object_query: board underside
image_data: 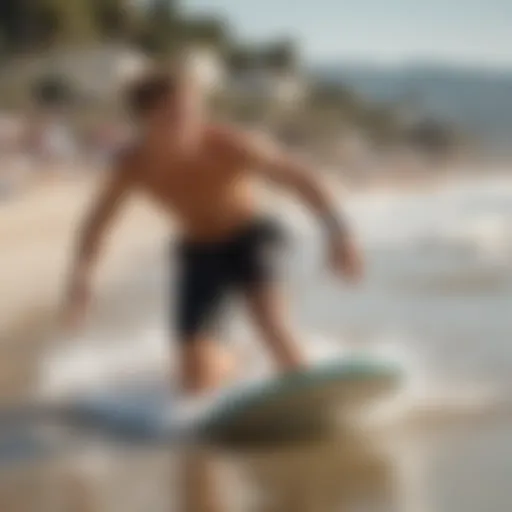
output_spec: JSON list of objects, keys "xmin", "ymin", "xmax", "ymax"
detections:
[{"xmin": 69, "ymin": 358, "xmax": 403, "ymax": 443}]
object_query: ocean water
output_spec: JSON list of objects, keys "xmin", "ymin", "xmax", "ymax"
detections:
[{"xmin": 29, "ymin": 176, "xmax": 512, "ymax": 512}]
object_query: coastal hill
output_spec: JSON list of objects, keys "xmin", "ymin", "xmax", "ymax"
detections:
[{"xmin": 312, "ymin": 62, "xmax": 512, "ymax": 154}]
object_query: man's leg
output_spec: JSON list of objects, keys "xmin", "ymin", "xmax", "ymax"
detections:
[
  {"xmin": 244, "ymin": 283, "xmax": 306, "ymax": 372},
  {"xmin": 176, "ymin": 250, "xmax": 237, "ymax": 395},
  {"xmin": 235, "ymin": 218, "xmax": 306, "ymax": 373},
  {"xmin": 180, "ymin": 335, "xmax": 236, "ymax": 394}
]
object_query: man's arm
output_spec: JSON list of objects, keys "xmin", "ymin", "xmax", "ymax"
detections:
[
  {"xmin": 240, "ymin": 133, "xmax": 348, "ymax": 232},
  {"xmin": 64, "ymin": 159, "xmax": 133, "ymax": 328},
  {"xmin": 234, "ymin": 132, "xmax": 362, "ymax": 280}
]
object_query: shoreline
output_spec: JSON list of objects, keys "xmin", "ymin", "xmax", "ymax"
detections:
[
  {"xmin": 1, "ymin": 166, "xmax": 510, "ymax": 401},
  {"xmin": 2, "ymin": 166, "xmax": 511, "ymax": 346}
]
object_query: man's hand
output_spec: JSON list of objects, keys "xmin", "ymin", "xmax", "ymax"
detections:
[
  {"xmin": 225, "ymin": 129, "xmax": 364, "ymax": 282},
  {"xmin": 328, "ymin": 235, "xmax": 364, "ymax": 283}
]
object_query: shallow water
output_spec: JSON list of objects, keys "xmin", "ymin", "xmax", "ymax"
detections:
[{"xmin": 3, "ymin": 176, "xmax": 512, "ymax": 511}]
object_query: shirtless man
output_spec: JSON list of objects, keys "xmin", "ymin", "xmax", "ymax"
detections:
[{"xmin": 63, "ymin": 69, "xmax": 363, "ymax": 394}]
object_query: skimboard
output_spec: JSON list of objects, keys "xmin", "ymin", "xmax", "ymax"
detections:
[{"xmin": 65, "ymin": 356, "xmax": 402, "ymax": 443}]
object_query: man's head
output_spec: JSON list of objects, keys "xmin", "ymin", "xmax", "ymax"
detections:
[{"xmin": 125, "ymin": 68, "xmax": 203, "ymax": 138}]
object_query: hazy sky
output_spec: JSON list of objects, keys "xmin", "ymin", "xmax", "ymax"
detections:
[{"xmin": 184, "ymin": 0, "xmax": 512, "ymax": 67}]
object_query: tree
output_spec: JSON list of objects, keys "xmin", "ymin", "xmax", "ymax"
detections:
[
  {"xmin": 261, "ymin": 38, "xmax": 298, "ymax": 72},
  {"xmin": 0, "ymin": 0, "xmax": 101, "ymax": 52},
  {"xmin": 0, "ymin": 0, "xmax": 51, "ymax": 52},
  {"xmin": 91, "ymin": 0, "xmax": 137, "ymax": 41},
  {"xmin": 134, "ymin": 0, "xmax": 181, "ymax": 55},
  {"xmin": 181, "ymin": 15, "xmax": 230, "ymax": 51},
  {"xmin": 0, "ymin": 0, "xmax": 230, "ymax": 58},
  {"xmin": 44, "ymin": 0, "xmax": 98, "ymax": 45},
  {"xmin": 226, "ymin": 46, "xmax": 256, "ymax": 74}
]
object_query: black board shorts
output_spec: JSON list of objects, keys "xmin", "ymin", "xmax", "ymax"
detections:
[{"xmin": 174, "ymin": 217, "xmax": 286, "ymax": 341}]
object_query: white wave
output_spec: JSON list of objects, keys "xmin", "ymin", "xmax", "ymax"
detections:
[{"xmin": 39, "ymin": 327, "xmax": 172, "ymax": 400}]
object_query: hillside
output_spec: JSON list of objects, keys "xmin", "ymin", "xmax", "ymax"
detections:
[{"xmin": 312, "ymin": 62, "xmax": 512, "ymax": 153}]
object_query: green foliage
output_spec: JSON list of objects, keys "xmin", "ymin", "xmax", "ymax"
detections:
[
  {"xmin": 90, "ymin": 0, "xmax": 136, "ymax": 41},
  {"xmin": 260, "ymin": 38, "xmax": 298, "ymax": 72},
  {"xmin": 0, "ymin": 0, "xmax": 227, "ymax": 58},
  {"xmin": 0, "ymin": 0, "xmax": 110, "ymax": 52},
  {"xmin": 0, "ymin": 0, "xmax": 179, "ymax": 53},
  {"xmin": 182, "ymin": 15, "xmax": 231, "ymax": 50},
  {"xmin": 226, "ymin": 38, "xmax": 298, "ymax": 75},
  {"xmin": 134, "ymin": 0, "xmax": 179, "ymax": 55},
  {"xmin": 226, "ymin": 47, "xmax": 255, "ymax": 73},
  {"xmin": 45, "ymin": 0, "xmax": 98, "ymax": 44},
  {"xmin": 0, "ymin": 0, "xmax": 52, "ymax": 51}
]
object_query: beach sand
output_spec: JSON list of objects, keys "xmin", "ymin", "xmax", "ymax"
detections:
[{"xmin": 0, "ymin": 176, "xmax": 169, "ymax": 400}]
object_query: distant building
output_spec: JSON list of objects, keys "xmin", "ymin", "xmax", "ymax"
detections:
[
  {"xmin": 229, "ymin": 67, "xmax": 308, "ymax": 106},
  {"xmin": 180, "ymin": 44, "xmax": 308, "ymax": 107}
]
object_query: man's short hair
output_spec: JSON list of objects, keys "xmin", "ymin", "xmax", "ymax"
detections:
[{"xmin": 125, "ymin": 70, "xmax": 177, "ymax": 117}]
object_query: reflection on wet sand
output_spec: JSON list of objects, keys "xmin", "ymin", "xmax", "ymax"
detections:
[
  {"xmin": 234, "ymin": 432, "xmax": 394, "ymax": 512},
  {"xmin": 0, "ymin": 428, "xmax": 398, "ymax": 512}
]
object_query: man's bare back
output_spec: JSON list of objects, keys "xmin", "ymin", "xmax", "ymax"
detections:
[{"xmin": 64, "ymin": 69, "xmax": 363, "ymax": 395}]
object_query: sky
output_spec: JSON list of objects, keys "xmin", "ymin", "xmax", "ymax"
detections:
[{"xmin": 183, "ymin": 0, "xmax": 512, "ymax": 67}]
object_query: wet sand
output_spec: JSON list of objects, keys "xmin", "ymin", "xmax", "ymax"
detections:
[{"xmin": 2, "ymin": 415, "xmax": 512, "ymax": 512}]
